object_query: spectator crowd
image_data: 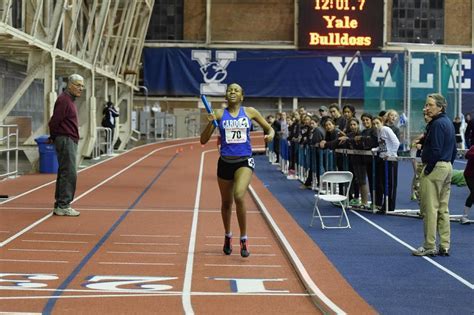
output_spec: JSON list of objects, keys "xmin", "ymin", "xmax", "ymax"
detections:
[{"xmin": 264, "ymin": 98, "xmax": 472, "ymax": 241}]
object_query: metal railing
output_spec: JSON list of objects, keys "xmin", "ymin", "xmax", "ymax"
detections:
[
  {"xmin": 185, "ymin": 114, "xmax": 199, "ymax": 137},
  {"xmin": 93, "ymin": 127, "xmax": 112, "ymax": 159},
  {"xmin": 145, "ymin": 117, "xmax": 158, "ymax": 140},
  {"xmin": 146, "ymin": 116, "xmax": 175, "ymax": 140},
  {"xmin": 129, "ymin": 129, "xmax": 141, "ymax": 142},
  {"xmin": 0, "ymin": 124, "xmax": 19, "ymax": 179}
]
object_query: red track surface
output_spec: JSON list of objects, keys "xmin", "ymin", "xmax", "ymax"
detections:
[{"xmin": 0, "ymin": 137, "xmax": 375, "ymax": 314}]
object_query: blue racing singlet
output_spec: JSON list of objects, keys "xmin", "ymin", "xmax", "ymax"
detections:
[{"xmin": 219, "ymin": 107, "xmax": 252, "ymax": 157}]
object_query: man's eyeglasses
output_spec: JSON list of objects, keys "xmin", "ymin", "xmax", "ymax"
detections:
[{"xmin": 71, "ymin": 82, "xmax": 85, "ymax": 89}]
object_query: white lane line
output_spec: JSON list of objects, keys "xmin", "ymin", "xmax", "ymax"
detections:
[
  {"xmin": 0, "ymin": 259, "xmax": 68, "ymax": 264},
  {"xmin": 351, "ymin": 210, "xmax": 474, "ymax": 290},
  {"xmin": 0, "ymin": 141, "xmax": 197, "ymax": 247},
  {"xmin": 0, "ymin": 207, "xmax": 51, "ymax": 210},
  {"xmin": 106, "ymin": 251, "xmax": 177, "ymax": 255},
  {"xmin": 0, "ymin": 213, "xmax": 53, "ymax": 248},
  {"xmin": 70, "ymin": 143, "xmax": 191, "ymax": 206},
  {"xmin": 0, "ymin": 291, "xmax": 313, "ymax": 301},
  {"xmin": 0, "ymin": 207, "xmax": 260, "ymax": 214},
  {"xmin": 205, "ymin": 264, "xmax": 281, "ymax": 268},
  {"xmin": 78, "ymin": 209, "xmax": 194, "ymax": 213},
  {"xmin": 120, "ymin": 234, "xmax": 181, "ymax": 238},
  {"xmin": 249, "ymin": 185, "xmax": 346, "ymax": 314},
  {"xmin": 204, "ymin": 253, "xmax": 276, "ymax": 257},
  {"xmin": 0, "ymin": 206, "xmax": 189, "ymax": 213},
  {"xmin": 113, "ymin": 242, "xmax": 180, "ymax": 246},
  {"xmin": 34, "ymin": 232, "xmax": 95, "ymax": 236},
  {"xmin": 182, "ymin": 149, "xmax": 213, "ymax": 314},
  {"xmin": 98, "ymin": 262, "xmax": 175, "ymax": 266},
  {"xmin": 21, "ymin": 240, "xmax": 88, "ymax": 244},
  {"xmin": 8, "ymin": 249, "xmax": 79, "ymax": 253},
  {"xmin": 0, "ymin": 139, "xmax": 195, "ymax": 207},
  {"xmin": 0, "ymin": 312, "xmax": 42, "ymax": 314}
]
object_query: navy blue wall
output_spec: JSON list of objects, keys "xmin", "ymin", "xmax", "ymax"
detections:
[{"xmin": 143, "ymin": 48, "xmax": 474, "ymax": 113}]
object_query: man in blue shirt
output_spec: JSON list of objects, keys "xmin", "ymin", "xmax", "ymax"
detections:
[{"xmin": 413, "ymin": 93, "xmax": 457, "ymax": 256}]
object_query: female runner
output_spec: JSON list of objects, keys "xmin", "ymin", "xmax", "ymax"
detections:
[{"xmin": 200, "ymin": 83, "xmax": 274, "ymax": 257}]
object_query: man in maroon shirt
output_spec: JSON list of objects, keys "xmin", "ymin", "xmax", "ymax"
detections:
[{"xmin": 48, "ymin": 74, "xmax": 84, "ymax": 216}]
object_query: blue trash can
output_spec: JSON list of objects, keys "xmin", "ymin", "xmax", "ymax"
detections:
[{"xmin": 35, "ymin": 135, "xmax": 59, "ymax": 174}]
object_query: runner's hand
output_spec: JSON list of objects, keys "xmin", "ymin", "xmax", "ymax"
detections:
[{"xmin": 264, "ymin": 134, "xmax": 274, "ymax": 143}]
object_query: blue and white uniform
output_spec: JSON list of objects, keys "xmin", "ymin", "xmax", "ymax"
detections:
[
  {"xmin": 219, "ymin": 107, "xmax": 252, "ymax": 157},
  {"xmin": 217, "ymin": 107, "xmax": 255, "ymax": 180}
]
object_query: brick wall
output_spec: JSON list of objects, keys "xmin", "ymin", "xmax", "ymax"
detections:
[
  {"xmin": 445, "ymin": 0, "xmax": 472, "ymax": 45},
  {"xmin": 184, "ymin": 1, "xmax": 471, "ymax": 46},
  {"xmin": 184, "ymin": 0, "xmax": 294, "ymax": 42}
]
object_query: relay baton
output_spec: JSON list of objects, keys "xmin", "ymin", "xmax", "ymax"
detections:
[{"xmin": 201, "ymin": 95, "xmax": 218, "ymax": 127}]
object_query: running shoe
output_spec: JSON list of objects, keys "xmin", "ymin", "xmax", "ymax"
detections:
[
  {"xmin": 223, "ymin": 235, "xmax": 232, "ymax": 255},
  {"xmin": 53, "ymin": 207, "xmax": 80, "ymax": 216},
  {"xmin": 460, "ymin": 216, "xmax": 471, "ymax": 225},
  {"xmin": 349, "ymin": 199, "xmax": 361, "ymax": 206},
  {"xmin": 412, "ymin": 246, "xmax": 437, "ymax": 256},
  {"xmin": 438, "ymin": 247, "xmax": 450, "ymax": 257},
  {"xmin": 240, "ymin": 238, "xmax": 250, "ymax": 258}
]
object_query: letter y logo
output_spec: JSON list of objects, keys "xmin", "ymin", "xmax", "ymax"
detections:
[{"xmin": 192, "ymin": 50, "xmax": 237, "ymax": 95}]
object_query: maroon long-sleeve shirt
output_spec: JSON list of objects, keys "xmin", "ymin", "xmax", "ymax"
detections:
[
  {"xmin": 465, "ymin": 145, "xmax": 474, "ymax": 178},
  {"xmin": 48, "ymin": 92, "xmax": 79, "ymax": 143}
]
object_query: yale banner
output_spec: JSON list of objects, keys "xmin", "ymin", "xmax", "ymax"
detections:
[{"xmin": 143, "ymin": 48, "xmax": 474, "ymax": 104}]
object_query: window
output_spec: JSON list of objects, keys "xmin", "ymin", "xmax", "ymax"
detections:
[
  {"xmin": 146, "ymin": 0, "xmax": 184, "ymax": 41},
  {"xmin": 391, "ymin": 0, "xmax": 443, "ymax": 44}
]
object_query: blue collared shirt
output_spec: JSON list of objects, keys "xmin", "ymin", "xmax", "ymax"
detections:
[{"xmin": 421, "ymin": 112, "xmax": 457, "ymax": 174}]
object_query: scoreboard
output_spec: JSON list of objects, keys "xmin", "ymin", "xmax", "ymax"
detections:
[{"xmin": 298, "ymin": 0, "xmax": 384, "ymax": 50}]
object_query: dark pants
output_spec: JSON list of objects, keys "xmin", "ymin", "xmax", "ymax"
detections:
[
  {"xmin": 304, "ymin": 147, "xmax": 321, "ymax": 187},
  {"xmin": 109, "ymin": 128, "xmax": 115, "ymax": 148},
  {"xmin": 273, "ymin": 137, "xmax": 280, "ymax": 162},
  {"xmin": 54, "ymin": 136, "xmax": 78, "ymax": 209},
  {"xmin": 289, "ymin": 141, "xmax": 298, "ymax": 170},
  {"xmin": 375, "ymin": 158, "xmax": 398, "ymax": 212},
  {"xmin": 465, "ymin": 175, "xmax": 474, "ymax": 208},
  {"xmin": 364, "ymin": 156, "xmax": 376, "ymax": 204}
]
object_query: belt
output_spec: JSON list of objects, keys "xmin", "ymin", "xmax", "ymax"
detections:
[{"xmin": 423, "ymin": 160, "xmax": 450, "ymax": 164}]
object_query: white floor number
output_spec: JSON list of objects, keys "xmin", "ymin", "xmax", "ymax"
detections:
[
  {"xmin": 0, "ymin": 273, "xmax": 58, "ymax": 289},
  {"xmin": 84, "ymin": 275, "xmax": 177, "ymax": 292}
]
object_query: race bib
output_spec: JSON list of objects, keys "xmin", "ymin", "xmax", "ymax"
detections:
[{"xmin": 225, "ymin": 128, "xmax": 247, "ymax": 144}]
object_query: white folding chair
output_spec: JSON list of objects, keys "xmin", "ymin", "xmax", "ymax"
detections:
[{"xmin": 310, "ymin": 171, "xmax": 353, "ymax": 229}]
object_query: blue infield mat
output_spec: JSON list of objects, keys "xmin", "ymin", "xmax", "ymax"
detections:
[{"xmin": 254, "ymin": 155, "xmax": 473, "ymax": 314}]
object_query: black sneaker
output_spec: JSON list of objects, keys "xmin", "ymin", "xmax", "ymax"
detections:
[
  {"xmin": 240, "ymin": 239, "xmax": 250, "ymax": 258},
  {"xmin": 438, "ymin": 247, "xmax": 450, "ymax": 257},
  {"xmin": 223, "ymin": 235, "xmax": 232, "ymax": 255}
]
